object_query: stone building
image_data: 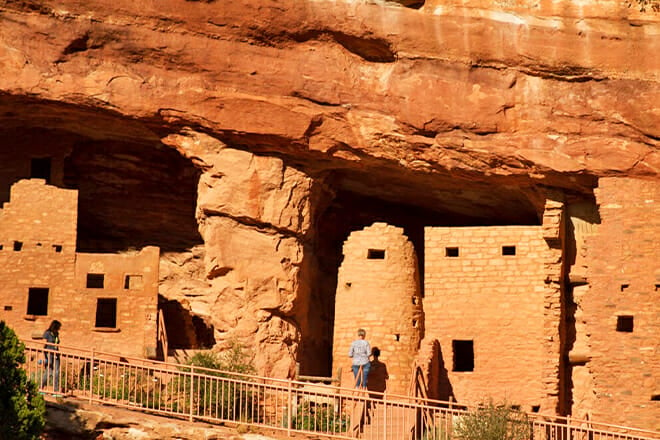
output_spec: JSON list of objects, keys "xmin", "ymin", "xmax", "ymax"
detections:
[
  {"xmin": 333, "ymin": 223, "xmax": 423, "ymax": 396},
  {"xmin": 424, "ymin": 225, "xmax": 552, "ymax": 412},
  {"xmin": 333, "ymin": 180, "xmax": 659, "ymax": 430},
  {"xmin": 0, "ymin": 179, "xmax": 159, "ymax": 359}
]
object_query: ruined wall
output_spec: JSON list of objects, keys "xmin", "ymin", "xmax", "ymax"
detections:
[
  {"xmin": 424, "ymin": 225, "xmax": 551, "ymax": 412},
  {"xmin": 74, "ymin": 248, "xmax": 159, "ymax": 358},
  {"xmin": 580, "ymin": 178, "xmax": 660, "ymax": 430},
  {"xmin": 333, "ymin": 222, "xmax": 422, "ymax": 395},
  {"xmin": 0, "ymin": 180, "xmax": 159, "ymax": 359},
  {"xmin": 0, "ymin": 138, "xmax": 70, "ymax": 204},
  {"xmin": 0, "ymin": 179, "xmax": 77, "ymax": 340}
]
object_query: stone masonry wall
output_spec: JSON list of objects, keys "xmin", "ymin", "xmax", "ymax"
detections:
[
  {"xmin": 0, "ymin": 179, "xmax": 78, "ymax": 342},
  {"xmin": 424, "ymin": 226, "xmax": 551, "ymax": 412},
  {"xmin": 333, "ymin": 223, "xmax": 422, "ymax": 396},
  {"xmin": 0, "ymin": 179, "xmax": 159, "ymax": 360},
  {"xmin": 581, "ymin": 178, "xmax": 660, "ymax": 431},
  {"xmin": 74, "ymin": 248, "xmax": 159, "ymax": 358}
]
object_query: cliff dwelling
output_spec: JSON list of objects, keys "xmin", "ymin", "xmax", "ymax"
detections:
[{"xmin": 1, "ymin": 0, "xmax": 659, "ymax": 432}]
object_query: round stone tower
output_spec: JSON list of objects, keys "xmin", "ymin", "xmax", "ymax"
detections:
[{"xmin": 332, "ymin": 222, "xmax": 423, "ymax": 396}]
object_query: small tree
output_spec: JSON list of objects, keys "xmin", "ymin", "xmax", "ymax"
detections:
[
  {"xmin": 454, "ymin": 400, "xmax": 530, "ymax": 440},
  {"xmin": 0, "ymin": 321, "xmax": 46, "ymax": 440}
]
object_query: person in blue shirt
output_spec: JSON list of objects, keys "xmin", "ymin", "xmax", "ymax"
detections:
[
  {"xmin": 42, "ymin": 320, "xmax": 62, "ymax": 393},
  {"xmin": 348, "ymin": 328, "xmax": 371, "ymax": 389}
]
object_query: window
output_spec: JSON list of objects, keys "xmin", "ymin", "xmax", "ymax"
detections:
[
  {"xmin": 13, "ymin": 241, "xmax": 23, "ymax": 251},
  {"xmin": 367, "ymin": 249, "xmax": 385, "ymax": 259},
  {"xmin": 124, "ymin": 275, "xmax": 143, "ymax": 290},
  {"xmin": 502, "ymin": 245, "xmax": 516, "ymax": 256},
  {"xmin": 620, "ymin": 284, "xmax": 630, "ymax": 292},
  {"xmin": 53, "ymin": 245, "xmax": 62, "ymax": 253},
  {"xmin": 86, "ymin": 273, "xmax": 105, "ymax": 289},
  {"xmin": 616, "ymin": 315, "xmax": 634, "ymax": 332},
  {"xmin": 95, "ymin": 298, "xmax": 117, "ymax": 328},
  {"xmin": 30, "ymin": 157, "xmax": 52, "ymax": 183},
  {"xmin": 445, "ymin": 247, "xmax": 459, "ymax": 257},
  {"xmin": 452, "ymin": 340, "xmax": 474, "ymax": 372},
  {"xmin": 4, "ymin": 305, "xmax": 13, "ymax": 311},
  {"xmin": 26, "ymin": 288, "xmax": 49, "ymax": 316}
]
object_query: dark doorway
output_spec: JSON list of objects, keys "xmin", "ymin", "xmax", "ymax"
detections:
[{"xmin": 95, "ymin": 298, "xmax": 117, "ymax": 328}]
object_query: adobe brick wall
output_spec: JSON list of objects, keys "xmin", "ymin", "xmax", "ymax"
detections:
[
  {"xmin": 0, "ymin": 179, "xmax": 77, "ymax": 344},
  {"xmin": 0, "ymin": 179, "xmax": 159, "ymax": 360},
  {"xmin": 424, "ymin": 225, "xmax": 553, "ymax": 412},
  {"xmin": 581, "ymin": 178, "xmax": 660, "ymax": 430},
  {"xmin": 332, "ymin": 223, "xmax": 423, "ymax": 396}
]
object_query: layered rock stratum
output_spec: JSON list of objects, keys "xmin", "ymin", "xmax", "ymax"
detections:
[{"xmin": 0, "ymin": 0, "xmax": 658, "ymax": 380}]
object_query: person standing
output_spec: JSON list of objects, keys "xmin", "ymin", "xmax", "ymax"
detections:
[
  {"xmin": 42, "ymin": 320, "xmax": 61, "ymax": 393},
  {"xmin": 349, "ymin": 328, "xmax": 371, "ymax": 389}
]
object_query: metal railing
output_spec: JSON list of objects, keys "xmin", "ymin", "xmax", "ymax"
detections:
[{"xmin": 21, "ymin": 340, "xmax": 660, "ymax": 440}]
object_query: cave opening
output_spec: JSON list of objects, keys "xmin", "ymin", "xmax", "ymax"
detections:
[
  {"xmin": 0, "ymin": 98, "xmax": 206, "ymax": 353},
  {"xmin": 0, "ymin": 124, "xmax": 202, "ymax": 253},
  {"xmin": 301, "ymin": 168, "xmax": 543, "ymax": 377}
]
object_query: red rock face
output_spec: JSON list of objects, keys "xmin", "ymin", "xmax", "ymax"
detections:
[{"xmin": 0, "ymin": 0, "xmax": 658, "ymax": 427}]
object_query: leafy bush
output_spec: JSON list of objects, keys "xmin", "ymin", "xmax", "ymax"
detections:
[
  {"xmin": 173, "ymin": 342, "xmax": 258, "ymax": 421},
  {"xmin": 288, "ymin": 401, "xmax": 349, "ymax": 434},
  {"xmin": 454, "ymin": 400, "xmax": 530, "ymax": 440},
  {"xmin": 0, "ymin": 321, "xmax": 46, "ymax": 440}
]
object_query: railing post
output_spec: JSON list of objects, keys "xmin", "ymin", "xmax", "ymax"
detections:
[
  {"xmin": 89, "ymin": 348, "xmax": 95, "ymax": 404},
  {"xmin": 286, "ymin": 377, "xmax": 293, "ymax": 437},
  {"xmin": 383, "ymin": 396, "xmax": 387, "ymax": 440},
  {"xmin": 189, "ymin": 365, "xmax": 195, "ymax": 422}
]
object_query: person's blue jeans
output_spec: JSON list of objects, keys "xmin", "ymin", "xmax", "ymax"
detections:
[
  {"xmin": 42, "ymin": 352, "xmax": 60, "ymax": 392},
  {"xmin": 352, "ymin": 362, "xmax": 370, "ymax": 388}
]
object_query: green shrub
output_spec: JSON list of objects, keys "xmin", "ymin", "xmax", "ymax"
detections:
[
  {"xmin": 454, "ymin": 400, "xmax": 530, "ymax": 440},
  {"xmin": 0, "ymin": 321, "xmax": 46, "ymax": 440},
  {"xmin": 287, "ymin": 401, "xmax": 349, "ymax": 434},
  {"xmin": 173, "ymin": 342, "xmax": 258, "ymax": 421}
]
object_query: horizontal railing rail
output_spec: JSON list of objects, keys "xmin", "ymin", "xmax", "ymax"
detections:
[{"xmin": 21, "ymin": 340, "xmax": 660, "ymax": 440}]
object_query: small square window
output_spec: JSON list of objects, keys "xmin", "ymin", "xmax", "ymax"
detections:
[
  {"xmin": 124, "ymin": 275, "xmax": 143, "ymax": 290},
  {"xmin": 367, "ymin": 249, "xmax": 385, "ymax": 259},
  {"xmin": 620, "ymin": 284, "xmax": 630, "ymax": 292},
  {"xmin": 13, "ymin": 241, "xmax": 23, "ymax": 251},
  {"xmin": 4, "ymin": 305, "xmax": 13, "ymax": 311},
  {"xmin": 95, "ymin": 298, "xmax": 117, "ymax": 328},
  {"xmin": 87, "ymin": 274, "xmax": 105, "ymax": 289},
  {"xmin": 502, "ymin": 246, "xmax": 516, "ymax": 256},
  {"xmin": 26, "ymin": 288, "xmax": 49, "ymax": 316},
  {"xmin": 445, "ymin": 247, "xmax": 459, "ymax": 257},
  {"xmin": 452, "ymin": 340, "xmax": 474, "ymax": 372},
  {"xmin": 0, "ymin": 244, "xmax": 3, "ymax": 250},
  {"xmin": 53, "ymin": 245, "xmax": 62, "ymax": 253},
  {"xmin": 616, "ymin": 315, "xmax": 634, "ymax": 332}
]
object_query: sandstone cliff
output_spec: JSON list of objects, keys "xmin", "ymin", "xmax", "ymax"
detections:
[{"xmin": 0, "ymin": 0, "xmax": 658, "ymax": 380}]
